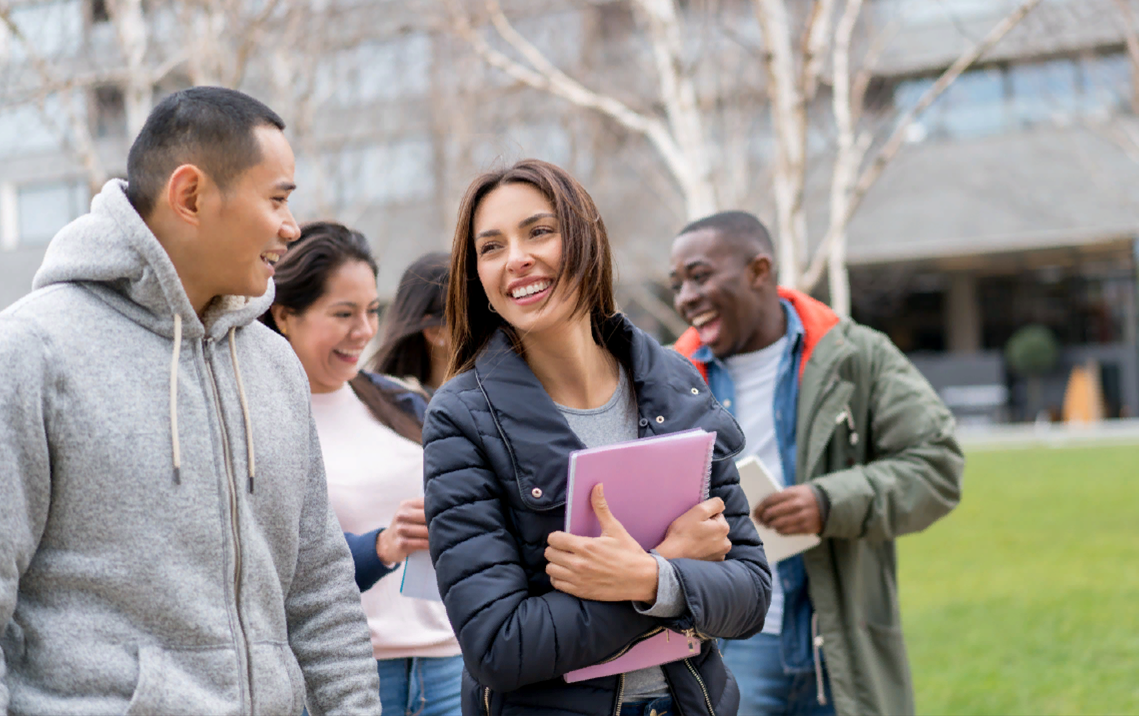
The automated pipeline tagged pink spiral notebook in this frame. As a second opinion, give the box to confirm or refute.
[562,428,716,683]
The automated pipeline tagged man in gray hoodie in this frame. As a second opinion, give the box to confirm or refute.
[0,87,382,715]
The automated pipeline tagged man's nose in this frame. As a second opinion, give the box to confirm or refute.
[281,210,301,242]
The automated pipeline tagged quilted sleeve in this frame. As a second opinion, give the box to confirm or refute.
[422,389,659,692]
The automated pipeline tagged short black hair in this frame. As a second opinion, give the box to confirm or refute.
[678,210,776,264]
[126,86,286,218]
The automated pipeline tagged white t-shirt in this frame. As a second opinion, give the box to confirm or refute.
[310,384,461,660]
[725,337,788,636]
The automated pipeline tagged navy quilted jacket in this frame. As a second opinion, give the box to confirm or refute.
[422,315,772,715]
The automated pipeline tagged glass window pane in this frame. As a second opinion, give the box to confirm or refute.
[18,181,78,246]
[1009,59,1078,127]
[937,67,1006,139]
[1082,53,1131,118]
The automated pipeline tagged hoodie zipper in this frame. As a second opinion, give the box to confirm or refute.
[483,686,491,714]
[203,339,252,710]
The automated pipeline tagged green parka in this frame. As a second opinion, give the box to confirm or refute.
[678,289,964,716]
[800,318,964,716]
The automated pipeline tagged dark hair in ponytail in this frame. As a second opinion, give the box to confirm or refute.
[261,221,423,444]
[368,251,449,386]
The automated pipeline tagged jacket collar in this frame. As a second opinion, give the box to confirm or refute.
[675,287,840,383]
[473,314,743,511]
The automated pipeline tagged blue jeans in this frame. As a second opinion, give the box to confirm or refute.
[721,633,835,716]
[376,655,463,716]
[621,695,674,716]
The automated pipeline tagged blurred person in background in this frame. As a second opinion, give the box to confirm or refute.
[263,222,462,716]
[422,159,772,716]
[670,211,965,716]
[0,87,380,715]
[368,251,451,395]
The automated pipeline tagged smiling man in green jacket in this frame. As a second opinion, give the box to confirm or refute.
[670,211,964,716]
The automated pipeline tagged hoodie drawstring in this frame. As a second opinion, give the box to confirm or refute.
[170,314,183,484]
[228,327,256,493]
[169,319,256,493]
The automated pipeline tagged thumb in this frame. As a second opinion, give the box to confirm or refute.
[591,484,626,537]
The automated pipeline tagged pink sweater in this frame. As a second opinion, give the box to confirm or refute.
[310,384,460,660]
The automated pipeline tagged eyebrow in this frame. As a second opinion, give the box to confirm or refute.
[330,300,378,309]
[475,212,557,240]
[275,181,297,192]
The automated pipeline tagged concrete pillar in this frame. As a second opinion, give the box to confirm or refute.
[946,272,982,354]
[0,182,17,251]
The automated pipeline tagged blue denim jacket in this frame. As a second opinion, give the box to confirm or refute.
[690,300,816,673]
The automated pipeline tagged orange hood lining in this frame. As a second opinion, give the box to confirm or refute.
[674,287,840,383]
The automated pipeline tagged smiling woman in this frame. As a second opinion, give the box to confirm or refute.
[421,159,773,716]
[260,221,464,715]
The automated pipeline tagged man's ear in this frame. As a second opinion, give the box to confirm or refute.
[747,254,774,289]
[270,304,293,338]
[166,164,207,226]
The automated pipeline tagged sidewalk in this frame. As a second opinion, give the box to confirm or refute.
[957,418,1139,451]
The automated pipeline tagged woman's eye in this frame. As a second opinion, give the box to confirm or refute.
[477,242,499,256]
[531,226,553,238]
[335,312,352,319]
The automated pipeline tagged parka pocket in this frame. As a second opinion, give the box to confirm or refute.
[859,622,913,715]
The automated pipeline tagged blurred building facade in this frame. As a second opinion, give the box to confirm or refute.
[1,0,1137,421]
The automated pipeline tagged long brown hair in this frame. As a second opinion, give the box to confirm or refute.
[446,159,616,378]
[261,221,423,443]
[367,251,449,388]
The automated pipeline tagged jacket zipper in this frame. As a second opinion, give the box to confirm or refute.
[683,658,716,715]
[591,627,667,666]
[483,685,491,714]
[611,673,626,716]
[203,339,252,710]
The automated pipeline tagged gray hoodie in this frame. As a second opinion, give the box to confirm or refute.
[0,180,382,716]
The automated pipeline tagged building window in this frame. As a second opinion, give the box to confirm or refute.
[91,84,127,138]
[895,52,1133,142]
[17,180,88,246]
[90,0,109,23]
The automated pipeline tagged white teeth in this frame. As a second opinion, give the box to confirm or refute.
[262,252,281,263]
[335,349,362,357]
[692,311,718,328]
[511,281,551,299]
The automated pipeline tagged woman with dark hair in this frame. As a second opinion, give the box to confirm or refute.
[262,221,462,715]
[368,251,450,393]
[422,160,772,716]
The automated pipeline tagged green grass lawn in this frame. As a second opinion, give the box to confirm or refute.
[899,444,1139,715]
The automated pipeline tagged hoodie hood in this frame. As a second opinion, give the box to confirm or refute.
[32,178,274,341]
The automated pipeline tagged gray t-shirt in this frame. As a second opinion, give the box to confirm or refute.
[555,363,685,702]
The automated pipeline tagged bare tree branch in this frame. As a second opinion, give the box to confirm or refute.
[824,0,865,317]
[754,0,808,285]
[1113,0,1139,113]
[0,2,106,189]
[799,0,1044,292]
[631,0,717,216]
[449,0,718,219]
[801,0,835,101]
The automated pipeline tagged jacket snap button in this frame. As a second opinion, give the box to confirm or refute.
[690,387,699,394]
[531,487,543,499]
[723,399,732,408]
[655,416,665,424]
[639,418,649,427]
